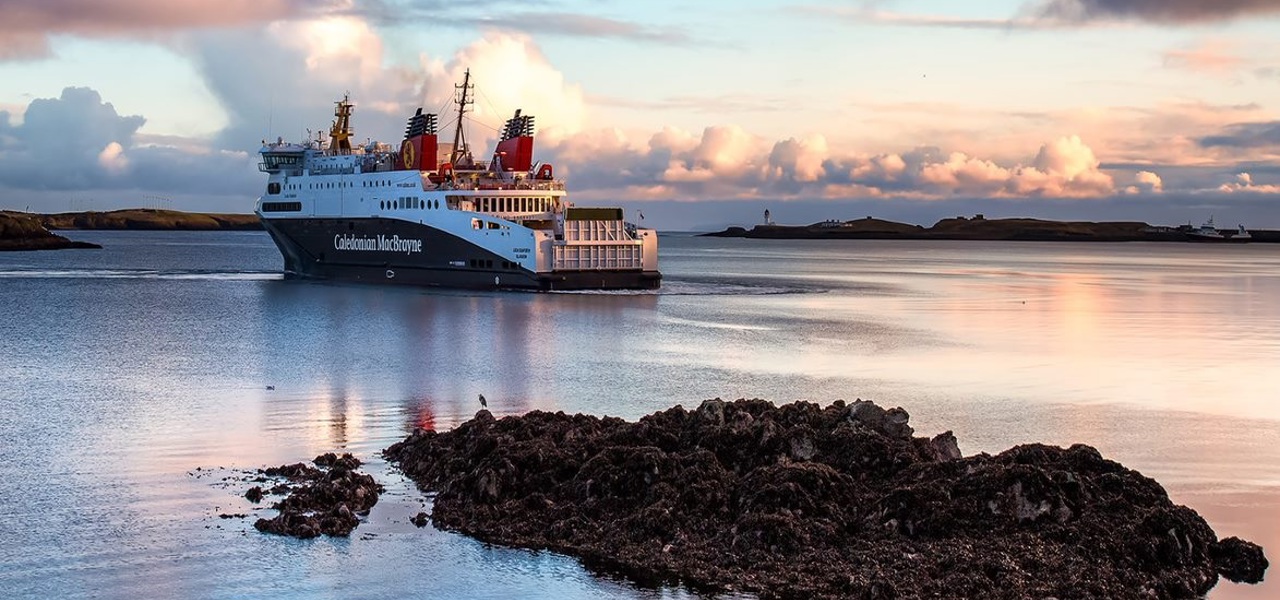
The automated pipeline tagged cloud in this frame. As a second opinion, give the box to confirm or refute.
[1124,170,1163,194]
[1218,172,1280,193]
[1162,40,1246,74]
[189,26,585,156]
[0,0,314,61]
[543,126,1118,201]
[1135,170,1163,192]
[0,87,145,188]
[0,86,257,194]
[798,6,1066,30]
[1199,121,1280,149]
[460,13,693,44]
[804,0,1280,30]
[1034,0,1280,24]
[97,142,129,174]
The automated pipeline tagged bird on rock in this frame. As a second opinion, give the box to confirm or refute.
[478,394,487,408]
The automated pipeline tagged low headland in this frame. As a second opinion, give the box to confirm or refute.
[1,209,260,250]
[0,212,101,251]
[384,399,1268,599]
[704,215,1280,242]
[33,208,261,231]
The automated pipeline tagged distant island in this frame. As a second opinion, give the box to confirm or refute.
[1,209,261,251]
[704,215,1279,243]
[0,212,102,251]
[33,209,262,231]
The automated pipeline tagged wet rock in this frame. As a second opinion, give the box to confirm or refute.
[383,399,1268,599]
[244,486,264,503]
[314,452,362,470]
[249,452,382,539]
[927,431,963,462]
[1213,536,1269,583]
[411,512,429,527]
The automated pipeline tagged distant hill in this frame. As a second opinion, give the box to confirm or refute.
[35,209,262,231]
[704,216,1277,242]
[0,212,102,251]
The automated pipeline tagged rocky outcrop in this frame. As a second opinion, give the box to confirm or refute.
[250,453,383,538]
[0,212,101,251]
[384,399,1268,599]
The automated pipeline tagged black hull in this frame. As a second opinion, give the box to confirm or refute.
[1185,235,1249,243]
[261,216,660,291]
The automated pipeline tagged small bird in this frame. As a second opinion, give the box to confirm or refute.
[478,394,487,408]
[266,385,275,391]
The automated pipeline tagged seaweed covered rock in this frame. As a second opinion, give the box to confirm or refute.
[384,400,1268,599]
[252,453,383,538]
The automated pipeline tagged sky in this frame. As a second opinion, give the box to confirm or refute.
[1,0,1279,230]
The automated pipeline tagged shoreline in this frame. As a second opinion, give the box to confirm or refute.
[703,216,1280,243]
[0,212,102,251]
[3,209,262,231]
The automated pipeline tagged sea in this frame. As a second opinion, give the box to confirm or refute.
[1,230,1277,599]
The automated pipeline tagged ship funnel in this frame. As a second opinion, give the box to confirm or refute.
[400,107,440,171]
[495,109,535,172]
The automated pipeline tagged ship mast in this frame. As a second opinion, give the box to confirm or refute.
[328,93,354,153]
[449,69,474,166]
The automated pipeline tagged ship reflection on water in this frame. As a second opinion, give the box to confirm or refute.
[256,281,661,449]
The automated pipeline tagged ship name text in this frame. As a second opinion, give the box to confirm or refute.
[333,234,423,255]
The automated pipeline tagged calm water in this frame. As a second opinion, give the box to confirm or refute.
[1,231,1277,599]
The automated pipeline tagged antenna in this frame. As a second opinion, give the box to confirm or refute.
[449,69,474,165]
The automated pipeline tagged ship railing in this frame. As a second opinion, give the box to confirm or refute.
[552,242,644,271]
[446,180,565,192]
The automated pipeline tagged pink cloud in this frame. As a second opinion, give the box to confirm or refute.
[1218,172,1280,194]
[0,0,311,60]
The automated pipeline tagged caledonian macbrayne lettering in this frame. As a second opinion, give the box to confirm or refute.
[333,234,424,255]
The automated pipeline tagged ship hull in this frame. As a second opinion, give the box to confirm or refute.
[261,216,660,291]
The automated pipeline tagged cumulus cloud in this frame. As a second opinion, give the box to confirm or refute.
[1218,172,1280,194]
[887,136,1114,198]
[1034,0,1280,24]
[0,0,313,60]
[0,86,257,194]
[1136,170,1163,192]
[97,142,129,174]
[768,135,830,184]
[1124,170,1163,194]
[542,125,1118,202]
[0,87,144,188]
[189,26,584,158]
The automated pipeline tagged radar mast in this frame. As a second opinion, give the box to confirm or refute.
[449,69,474,166]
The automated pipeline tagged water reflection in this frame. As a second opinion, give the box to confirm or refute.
[6,233,1279,600]
[256,282,661,435]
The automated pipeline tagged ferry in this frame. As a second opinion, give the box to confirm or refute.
[255,71,660,291]
[1184,217,1251,243]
